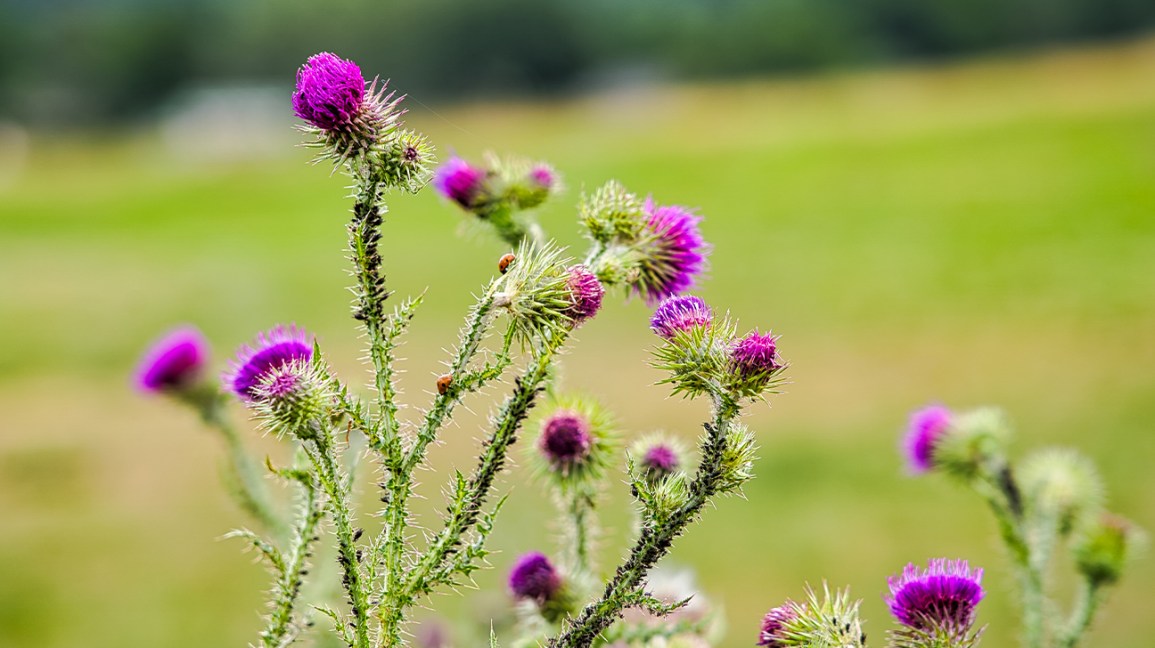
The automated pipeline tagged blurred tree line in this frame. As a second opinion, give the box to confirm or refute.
[2,0,1154,126]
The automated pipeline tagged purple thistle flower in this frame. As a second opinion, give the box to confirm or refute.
[730,330,782,377]
[650,295,713,339]
[539,410,592,470]
[886,559,984,632]
[292,53,366,131]
[135,326,209,393]
[758,603,798,647]
[433,157,488,209]
[635,198,708,305]
[904,405,953,474]
[225,326,314,401]
[642,443,679,477]
[565,265,605,325]
[528,164,555,190]
[508,552,562,603]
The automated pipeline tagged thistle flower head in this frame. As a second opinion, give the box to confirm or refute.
[293,53,364,131]
[508,552,562,603]
[433,156,488,210]
[886,559,984,633]
[293,52,403,161]
[250,360,334,439]
[758,603,798,647]
[651,295,713,339]
[641,442,681,480]
[224,325,314,401]
[533,396,616,488]
[539,410,592,469]
[495,240,574,345]
[135,326,209,393]
[633,198,709,305]
[528,164,555,190]
[564,264,605,325]
[904,405,953,474]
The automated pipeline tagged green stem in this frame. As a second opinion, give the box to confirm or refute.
[306,425,371,648]
[565,488,595,577]
[550,395,740,648]
[1057,578,1102,648]
[403,331,566,602]
[186,388,283,536]
[261,470,325,648]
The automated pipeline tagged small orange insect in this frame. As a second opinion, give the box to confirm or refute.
[436,373,453,395]
[498,253,516,274]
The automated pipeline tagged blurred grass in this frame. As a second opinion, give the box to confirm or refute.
[1,38,1154,647]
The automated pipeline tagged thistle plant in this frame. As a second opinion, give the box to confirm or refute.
[136,51,786,648]
[900,405,1145,648]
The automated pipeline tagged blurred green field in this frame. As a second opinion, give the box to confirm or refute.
[1,38,1154,648]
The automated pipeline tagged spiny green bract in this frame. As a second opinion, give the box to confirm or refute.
[1018,447,1103,536]
[373,129,437,193]
[931,407,1011,481]
[774,585,868,648]
[580,180,647,245]
[494,240,575,347]
[649,314,735,399]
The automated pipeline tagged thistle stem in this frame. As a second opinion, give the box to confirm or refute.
[566,489,595,577]
[261,470,325,648]
[550,394,740,648]
[1057,578,1102,648]
[306,425,371,648]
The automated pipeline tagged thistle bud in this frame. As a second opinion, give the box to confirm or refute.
[928,407,1011,480]
[251,361,334,440]
[539,410,592,472]
[632,435,684,483]
[727,329,784,393]
[1019,448,1103,535]
[135,326,209,394]
[1075,514,1142,586]
[758,602,799,647]
[533,397,615,489]
[510,163,558,210]
[563,264,605,326]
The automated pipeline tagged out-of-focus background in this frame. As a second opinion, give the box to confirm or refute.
[1,1,1153,646]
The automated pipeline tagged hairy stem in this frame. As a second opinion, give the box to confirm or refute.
[261,470,325,648]
[403,330,567,603]
[1057,578,1102,648]
[550,395,741,648]
[306,425,371,648]
[565,488,595,577]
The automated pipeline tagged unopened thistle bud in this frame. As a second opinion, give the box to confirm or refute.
[135,326,209,394]
[510,163,558,210]
[1075,514,1142,586]
[729,330,782,379]
[886,559,984,635]
[433,156,489,210]
[539,411,592,472]
[650,295,713,340]
[1019,447,1103,535]
[926,407,1011,481]
[224,325,314,401]
[534,397,615,488]
[758,603,799,647]
[633,198,709,305]
[563,264,605,326]
[903,405,953,475]
[633,436,684,483]
[251,360,333,439]
[509,552,573,622]
[374,129,436,193]
[292,53,402,161]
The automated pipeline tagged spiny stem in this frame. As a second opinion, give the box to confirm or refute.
[305,425,371,648]
[550,394,740,648]
[404,329,567,602]
[261,471,325,648]
[565,488,595,577]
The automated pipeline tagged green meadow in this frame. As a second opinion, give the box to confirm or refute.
[1,39,1153,647]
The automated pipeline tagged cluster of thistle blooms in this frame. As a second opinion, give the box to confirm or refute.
[134,52,787,648]
[895,405,1143,648]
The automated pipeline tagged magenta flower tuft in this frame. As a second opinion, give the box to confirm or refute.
[635,198,708,305]
[135,326,209,393]
[730,330,782,377]
[565,265,605,325]
[642,443,679,476]
[528,164,555,190]
[433,157,488,209]
[539,410,592,469]
[886,559,984,632]
[904,405,953,474]
[508,552,562,603]
[292,53,366,131]
[758,603,797,647]
[650,295,713,339]
[225,326,314,401]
